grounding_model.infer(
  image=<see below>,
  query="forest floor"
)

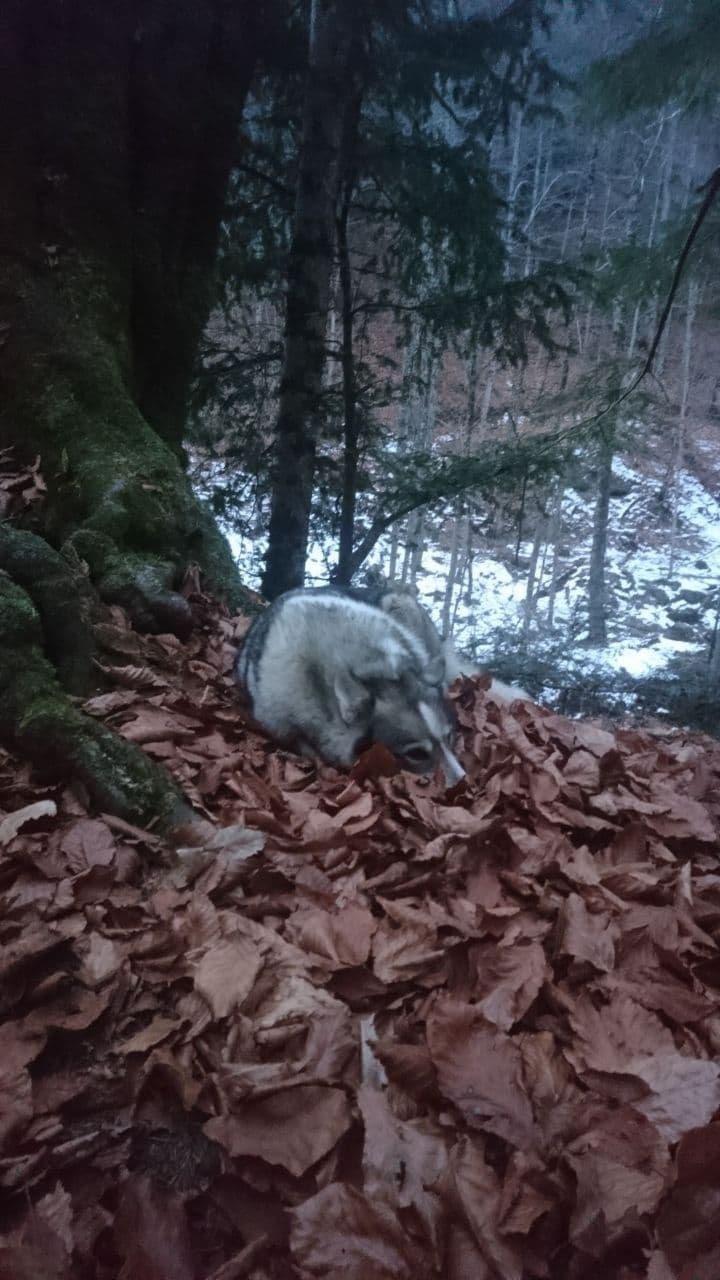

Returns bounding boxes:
[2,578,720,1278]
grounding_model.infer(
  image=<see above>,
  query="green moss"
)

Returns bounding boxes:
[1,526,97,693]
[71,723,187,827]
[62,529,116,577]
[2,253,247,629]
[0,577,186,829]
[98,550,175,600]
[0,572,44,646]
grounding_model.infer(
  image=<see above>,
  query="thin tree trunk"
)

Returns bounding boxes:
[400,527,413,584]
[464,518,476,605]
[504,105,525,261]
[399,343,438,585]
[335,191,360,583]
[708,595,720,688]
[627,302,641,363]
[388,522,401,581]
[661,110,678,222]
[522,515,545,648]
[515,470,528,567]
[441,502,464,635]
[656,303,674,377]
[560,186,576,262]
[581,166,607,357]
[669,280,699,576]
[262,0,356,599]
[409,509,427,585]
[523,127,543,278]
[332,85,363,586]
[442,348,481,631]
[587,427,614,646]
[546,482,564,630]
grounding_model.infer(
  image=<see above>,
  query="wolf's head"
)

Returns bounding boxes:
[333,643,463,781]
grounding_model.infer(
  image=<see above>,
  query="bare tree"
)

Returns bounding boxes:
[522,509,547,647]
[587,426,614,646]
[668,279,700,575]
[546,480,564,630]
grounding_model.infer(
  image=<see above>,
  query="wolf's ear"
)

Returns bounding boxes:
[334,670,373,725]
[351,639,405,684]
[422,653,445,686]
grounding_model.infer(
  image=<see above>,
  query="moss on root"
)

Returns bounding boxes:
[0,573,188,829]
[0,524,97,693]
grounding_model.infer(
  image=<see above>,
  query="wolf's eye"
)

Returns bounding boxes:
[403,743,434,766]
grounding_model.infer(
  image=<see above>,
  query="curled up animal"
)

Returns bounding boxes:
[235,588,465,783]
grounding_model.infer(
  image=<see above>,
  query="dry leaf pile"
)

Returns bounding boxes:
[2,588,720,1279]
[0,446,46,518]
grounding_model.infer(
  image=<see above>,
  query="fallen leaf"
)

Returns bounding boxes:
[206,1085,352,1177]
[79,933,123,987]
[290,1182,427,1278]
[426,998,535,1148]
[0,799,57,845]
[447,1138,523,1280]
[193,938,263,1019]
[114,1175,194,1280]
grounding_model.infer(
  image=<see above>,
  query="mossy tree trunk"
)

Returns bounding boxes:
[0,0,266,826]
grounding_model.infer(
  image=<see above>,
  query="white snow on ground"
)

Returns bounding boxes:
[207,443,720,697]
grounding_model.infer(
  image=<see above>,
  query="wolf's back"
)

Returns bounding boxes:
[234,588,434,765]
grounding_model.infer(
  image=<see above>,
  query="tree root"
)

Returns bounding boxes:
[0,571,190,829]
[0,524,98,694]
[67,529,194,640]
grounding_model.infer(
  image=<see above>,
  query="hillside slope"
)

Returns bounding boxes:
[2,587,720,1278]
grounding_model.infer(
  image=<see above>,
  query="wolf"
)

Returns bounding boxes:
[346,574,529,703]
[235,588,464,781]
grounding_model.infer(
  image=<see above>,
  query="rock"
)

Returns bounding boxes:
[644,585,670,606]
[609,473,634,498]
[695,559,709,570]
[668,606,702,625]
[664,622,699,642]
[623,620,659,638]
[677,588,709,605]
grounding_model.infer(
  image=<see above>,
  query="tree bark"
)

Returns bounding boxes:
[332,83,363,587]
[522,513,545,648]
[261,0,357,599]
[441,347,481,635]
[441,503,464,636]
[546,481,564,630]
[708,595,720,689]
[668,280,699,576]
[0,0,263,825]
[587,427,614,647]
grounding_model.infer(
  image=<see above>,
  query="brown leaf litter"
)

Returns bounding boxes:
[1,584,720,1278]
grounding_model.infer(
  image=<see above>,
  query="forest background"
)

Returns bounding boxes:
[1,0,719,825]
[190,0,720,731]
[3,7,720,1276]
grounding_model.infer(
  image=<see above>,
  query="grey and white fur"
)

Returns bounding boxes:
[346,574,530,703]
[235,587,464,781]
